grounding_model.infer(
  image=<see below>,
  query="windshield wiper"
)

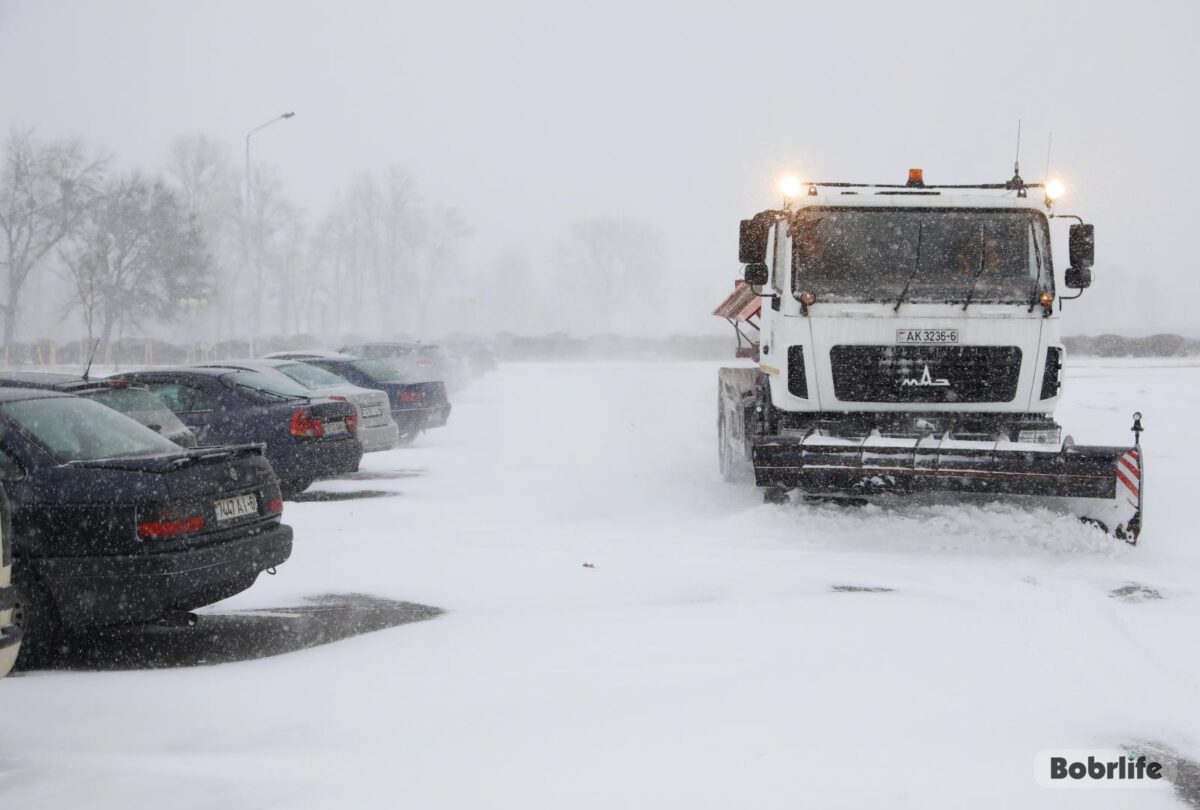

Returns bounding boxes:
[1027,220,1046,312]
[961,223,987,310]
[893,223,924,312]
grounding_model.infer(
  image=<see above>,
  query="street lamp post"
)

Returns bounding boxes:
[245,111,295,212]
[243,111,294,352]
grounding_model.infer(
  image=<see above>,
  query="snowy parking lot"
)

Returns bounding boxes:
[2,359,1198,809]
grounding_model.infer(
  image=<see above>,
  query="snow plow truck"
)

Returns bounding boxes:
[715,167,1143,542]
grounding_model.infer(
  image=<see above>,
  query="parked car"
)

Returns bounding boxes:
[340,342,470,391]
[0,485,20,676]
[442,337,499,377]
[0,387,292,659]
[265,351,451,444]
[109,367,362,496]
[0,372,197,447]
[196,359,400,452]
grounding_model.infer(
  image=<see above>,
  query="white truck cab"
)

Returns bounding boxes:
[758,192,1063,420]
[717,168,1142,542]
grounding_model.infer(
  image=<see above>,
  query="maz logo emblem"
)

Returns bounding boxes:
[227,467,241,481]
[900,365,950,388]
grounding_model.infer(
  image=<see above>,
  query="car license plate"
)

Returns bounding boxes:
[324,420,347,435]
[361,406,383,419]
[897,328,959,344]
[215,493,257,522]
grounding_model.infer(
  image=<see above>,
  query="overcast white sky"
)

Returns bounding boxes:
[1,0,1196,336]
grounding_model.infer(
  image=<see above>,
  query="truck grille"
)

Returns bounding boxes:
[830,345,1022,403]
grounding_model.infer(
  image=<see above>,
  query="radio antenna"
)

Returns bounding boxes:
[81,338,100,382]
[1042,131,1054,183]
[1013,119,1023,177]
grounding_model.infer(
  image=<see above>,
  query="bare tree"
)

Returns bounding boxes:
[243,163,295,338]
[59,173,211,346]
[164,134,240,340]
[0,129,105,343]
[555,218,666,334]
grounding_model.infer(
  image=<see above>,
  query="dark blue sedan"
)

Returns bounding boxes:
[0,387,292,655]
[110,366,363,496]
[265,351,451,444]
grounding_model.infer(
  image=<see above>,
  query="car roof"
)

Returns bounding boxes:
[263,350,356,361]
[0,372,142,394]
[196,359,280,372]
[0,386,74,403]
[111,366,245,379]
[342,341,422,349]
[0,371,84,388]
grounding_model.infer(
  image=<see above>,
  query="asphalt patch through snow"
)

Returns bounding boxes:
[292,489,398,503]
[18,593,442,672]
[1109,583,1163,602]
[339,468,426,481]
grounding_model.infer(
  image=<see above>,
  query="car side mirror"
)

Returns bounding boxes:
[743,262,769,286]
[1064,266,1092,289]
[1069,223,1094,268]
[739,215,770,264]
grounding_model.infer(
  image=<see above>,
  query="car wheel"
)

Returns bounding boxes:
[279,479,313,499]
[396,430,422,445]
[10,576,62,669]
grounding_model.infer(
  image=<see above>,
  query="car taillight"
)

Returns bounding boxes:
[138,514,205,539]
[267,497,284,514]
[290,409,325,438]
[329,395,346,401]
[345,414,358,434]
[395,390,424,405]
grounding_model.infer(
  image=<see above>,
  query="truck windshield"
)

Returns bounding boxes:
[791,208,1052,304]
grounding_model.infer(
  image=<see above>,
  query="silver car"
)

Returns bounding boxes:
[197,359,401,452]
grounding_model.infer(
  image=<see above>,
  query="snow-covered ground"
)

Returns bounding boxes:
[2,358,1198,808]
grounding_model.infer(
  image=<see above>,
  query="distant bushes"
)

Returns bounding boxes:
[2,332,1198,369]
[1062,334,1200,358]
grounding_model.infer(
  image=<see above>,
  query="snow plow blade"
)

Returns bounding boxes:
[753,433,1143,543]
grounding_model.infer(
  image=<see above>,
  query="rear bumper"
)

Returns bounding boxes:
[31,522,293,628]
[392,404,452,433]
[358,421,400,452]
[273,437,363,482]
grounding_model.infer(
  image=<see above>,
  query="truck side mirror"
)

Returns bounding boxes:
[1069,223,1094,268]
[743,263,769,286]
[739,216,770,264]
[1064,266,1092,289]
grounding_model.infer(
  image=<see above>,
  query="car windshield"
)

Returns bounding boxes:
[276,362,348,388]
[349,359,409,382]
[220,370,309,401]
[80,386,190,436]
[790,208,1052,304]
[0,396,183,461]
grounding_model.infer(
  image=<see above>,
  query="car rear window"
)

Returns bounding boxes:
[0,396,182,461]
[276,362,347,388]
[80,386,191,436]
[348,359,409,382]
[220,370,309,401]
